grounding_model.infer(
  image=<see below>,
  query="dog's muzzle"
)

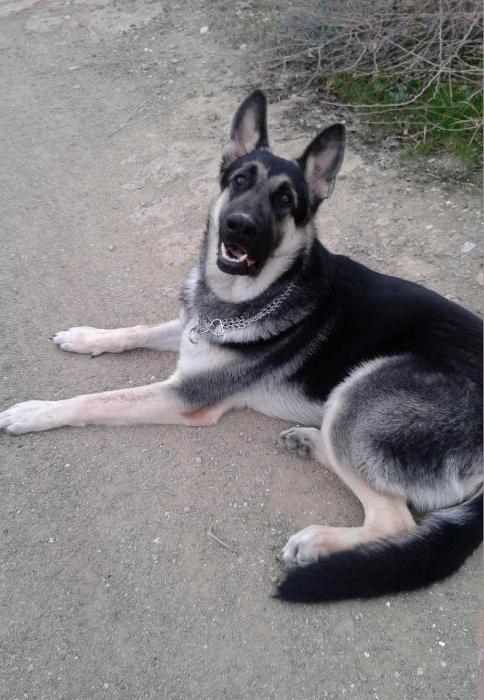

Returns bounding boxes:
[217,212,260,275]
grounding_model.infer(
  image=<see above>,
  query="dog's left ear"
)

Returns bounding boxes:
[298,124,345,210]
[222,90,270,169]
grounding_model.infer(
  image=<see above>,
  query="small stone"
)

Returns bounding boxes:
[194,456,202,464]
[385,600,391,607]
[239,43,247,50]
[200,26,209,34]
[107,245,115,251]
[461,241,476,253]
[416,667,424,676]
[183,506,191,513]
[48,537,54,543]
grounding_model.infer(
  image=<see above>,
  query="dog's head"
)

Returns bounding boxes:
[206,90,345,287]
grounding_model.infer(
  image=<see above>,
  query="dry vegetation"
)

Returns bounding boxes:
[253,0,482,182]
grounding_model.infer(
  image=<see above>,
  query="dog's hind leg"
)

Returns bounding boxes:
[0,378,228,435]
[53,319,182,356]
[279,425,416,566]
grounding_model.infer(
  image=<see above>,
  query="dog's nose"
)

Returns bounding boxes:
[225,213,257,238]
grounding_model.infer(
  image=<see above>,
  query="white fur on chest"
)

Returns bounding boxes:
[173,325,237,380]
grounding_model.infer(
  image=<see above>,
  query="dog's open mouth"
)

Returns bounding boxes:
[217,242,258,274]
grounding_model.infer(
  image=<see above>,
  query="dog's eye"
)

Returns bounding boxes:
[276,192,292,206]
[234,174,246,187]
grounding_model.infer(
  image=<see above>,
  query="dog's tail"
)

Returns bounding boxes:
[275,492,482,603]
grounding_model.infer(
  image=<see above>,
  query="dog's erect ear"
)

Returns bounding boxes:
[298,124,345,210]
[221,90,270,169]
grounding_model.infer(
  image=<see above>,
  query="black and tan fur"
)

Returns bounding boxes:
[1,91,482,603]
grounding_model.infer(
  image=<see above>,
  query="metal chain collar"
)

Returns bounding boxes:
[189,283,297,344]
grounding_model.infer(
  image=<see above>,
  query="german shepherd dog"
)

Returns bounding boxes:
[1,91,482,602]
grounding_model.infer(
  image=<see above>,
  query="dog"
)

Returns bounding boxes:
[1,90,482,603]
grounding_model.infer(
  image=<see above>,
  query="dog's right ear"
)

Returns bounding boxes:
[221,90,270,170]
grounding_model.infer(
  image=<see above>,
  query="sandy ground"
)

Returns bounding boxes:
[0,1,482,698]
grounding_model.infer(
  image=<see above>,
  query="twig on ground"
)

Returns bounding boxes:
[207,525,238,555]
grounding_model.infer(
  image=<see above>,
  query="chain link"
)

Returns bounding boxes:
[189,283,296,343]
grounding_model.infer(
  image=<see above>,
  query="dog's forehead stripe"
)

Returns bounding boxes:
[221,149,309,224]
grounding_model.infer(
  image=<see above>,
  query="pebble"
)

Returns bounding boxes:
[107,244,115,251]
[194,456,202,464]
[460,241,476,253]
[183,506,191,513]
[200,26,209,34]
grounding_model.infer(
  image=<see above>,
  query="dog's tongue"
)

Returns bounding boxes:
[228,244,246,258]
[227,244,256,267]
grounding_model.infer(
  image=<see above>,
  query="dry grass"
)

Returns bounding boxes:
[255,0,482,181]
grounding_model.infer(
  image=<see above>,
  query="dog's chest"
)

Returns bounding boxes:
[175,326,237,377]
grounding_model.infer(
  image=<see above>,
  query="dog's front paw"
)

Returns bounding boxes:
[0,400,65,434]
[53,327,115,356]
[278,427,318,458]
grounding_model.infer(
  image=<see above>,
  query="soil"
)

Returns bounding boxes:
[0,1,482,698]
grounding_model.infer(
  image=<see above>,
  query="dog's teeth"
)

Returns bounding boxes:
[221,243,247,263]
[221,243,231,261]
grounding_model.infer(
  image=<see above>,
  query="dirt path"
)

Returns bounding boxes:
[0,2,481,699]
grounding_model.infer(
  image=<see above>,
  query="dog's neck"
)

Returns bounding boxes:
[200,215,316,306]
[181,237,334,344]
